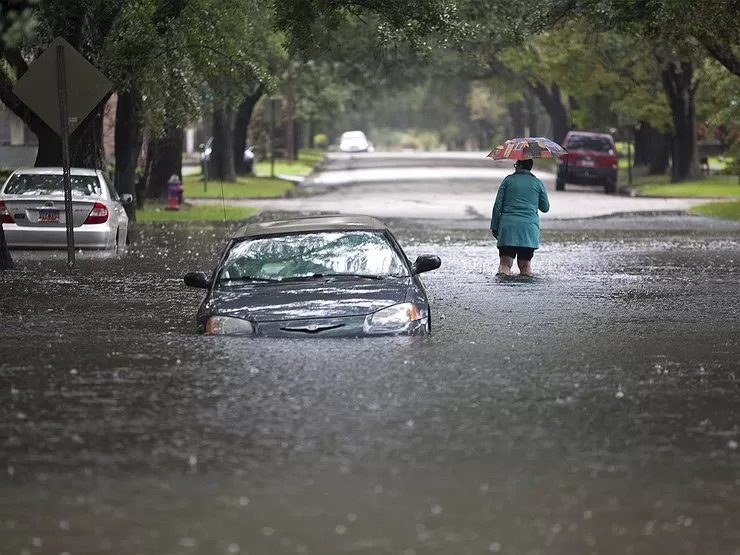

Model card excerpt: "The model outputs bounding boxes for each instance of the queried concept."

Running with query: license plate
[579,160,595,168]
[38,210,60,223]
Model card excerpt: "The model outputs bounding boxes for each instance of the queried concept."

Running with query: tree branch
[5,47,29,77]
[697,34,740,78]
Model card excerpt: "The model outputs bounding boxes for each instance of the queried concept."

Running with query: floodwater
[1,215,740,555]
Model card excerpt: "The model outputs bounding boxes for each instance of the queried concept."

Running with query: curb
[619,186,740,200]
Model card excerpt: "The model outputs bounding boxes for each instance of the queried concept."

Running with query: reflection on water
[1,220,740,554]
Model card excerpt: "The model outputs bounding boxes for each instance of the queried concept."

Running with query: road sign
[12,38,113,267]
[13,37,113,137]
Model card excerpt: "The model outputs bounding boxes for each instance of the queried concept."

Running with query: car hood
[209,278,411,322]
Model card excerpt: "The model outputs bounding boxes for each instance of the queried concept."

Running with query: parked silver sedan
[0,167,130,251]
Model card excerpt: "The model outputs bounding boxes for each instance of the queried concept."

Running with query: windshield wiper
[280,273,390,281]
[218,276,281,284]
[324,273,388,280]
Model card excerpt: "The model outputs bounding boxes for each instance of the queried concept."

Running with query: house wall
[0,110,37,167]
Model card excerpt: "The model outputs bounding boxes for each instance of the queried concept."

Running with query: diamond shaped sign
[12,37,113,137]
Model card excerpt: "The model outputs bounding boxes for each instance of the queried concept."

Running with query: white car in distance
[338,131,374,153]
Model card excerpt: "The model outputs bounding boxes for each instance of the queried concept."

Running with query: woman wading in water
[490,158,550,277]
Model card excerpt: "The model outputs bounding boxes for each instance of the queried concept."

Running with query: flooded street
[2,215,740,555]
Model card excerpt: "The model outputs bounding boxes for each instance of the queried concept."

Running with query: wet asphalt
[1,214,740,555]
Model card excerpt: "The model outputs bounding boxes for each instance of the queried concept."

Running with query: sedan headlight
[206,316,254,336]
[364,303,422,333]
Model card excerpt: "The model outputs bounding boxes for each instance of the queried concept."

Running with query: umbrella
[487,137,567,160]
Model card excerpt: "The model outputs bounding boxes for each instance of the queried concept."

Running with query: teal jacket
[490,169,550,249]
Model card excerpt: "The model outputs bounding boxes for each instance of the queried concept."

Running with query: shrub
[314,133,328,149]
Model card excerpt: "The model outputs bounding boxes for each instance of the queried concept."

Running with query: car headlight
[206,316,254,336]
[364,303,423,333]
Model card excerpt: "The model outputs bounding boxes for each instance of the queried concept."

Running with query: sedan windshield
[218,231,409,283]
[3,174,102,196]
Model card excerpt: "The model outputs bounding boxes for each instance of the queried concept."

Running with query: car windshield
[218,230,409,283]
[3,174,102,197]
[341,132,365,141]
[566,135,613,153]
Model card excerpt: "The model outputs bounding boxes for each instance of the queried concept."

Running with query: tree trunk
[529,81,570,144]
[212,104,236,182]
[633,122,650,167]
[145,127,183,200]
[0,222,13,271]
[525,92,538,137]
[647,130,671,175]
[649,135,671,175]
[294,120,303,159]
[507,100,525,137]
[32,106,107,169]
[114,91,143,220]
[308,120,315,148]
[657,57,700,182]
[233,86,264,176]
[634,122,671,174]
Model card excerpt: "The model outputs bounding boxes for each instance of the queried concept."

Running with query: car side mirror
[120,193,133,204]
[184,271,211,289]
[412,255,441,275]
[198,143,205,150]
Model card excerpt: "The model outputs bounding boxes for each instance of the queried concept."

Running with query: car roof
[12,167,101,176]
[233,215,387,238]
[341,131,366,137]
[566,131,613,139]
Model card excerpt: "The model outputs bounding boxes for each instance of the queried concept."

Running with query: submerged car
[556,131,618,194]
[338,131,374,153]
[0,167,130,250]
[184,215,441,337]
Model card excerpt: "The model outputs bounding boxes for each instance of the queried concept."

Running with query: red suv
[557,131,619,194]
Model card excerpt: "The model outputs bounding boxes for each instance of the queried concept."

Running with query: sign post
[12,37,113,268]
[56,45,75,266]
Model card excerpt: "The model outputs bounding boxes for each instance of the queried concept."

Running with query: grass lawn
[136,203,256,222]
[254,148,325,177]
[182,173,294,199]
[254,160,314,177]
[635,175,740,197]
[689,200,740,220]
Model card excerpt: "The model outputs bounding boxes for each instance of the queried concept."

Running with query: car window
[2,174,103,197]
[341,132,366,140]
[566,135,614,153]
[218,231,409,282]
[101,172,119,201]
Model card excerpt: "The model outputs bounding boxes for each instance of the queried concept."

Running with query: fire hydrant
[165,174,184,211]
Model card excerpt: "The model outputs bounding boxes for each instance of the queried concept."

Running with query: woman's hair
[516,159,534,171]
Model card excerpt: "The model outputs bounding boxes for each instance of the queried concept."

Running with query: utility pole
[286,60,295,162]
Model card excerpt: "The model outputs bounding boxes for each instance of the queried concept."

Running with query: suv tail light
[84,202,109,224]
[0,201,13,224]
